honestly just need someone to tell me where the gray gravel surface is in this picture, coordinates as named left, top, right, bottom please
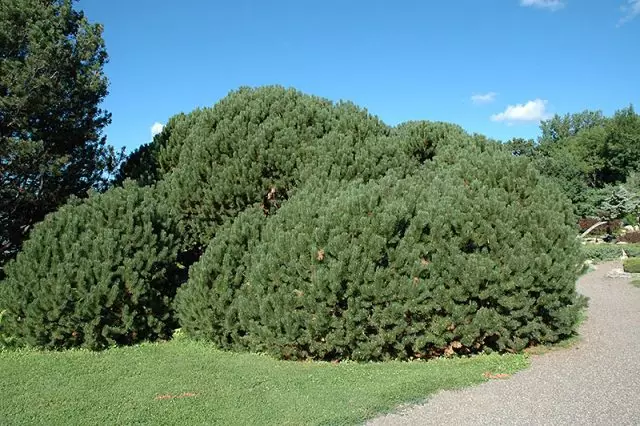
left=367, top=261, right=640, bottom=426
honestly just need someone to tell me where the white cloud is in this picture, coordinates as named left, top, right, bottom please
left=471, top=92, right=497, bottom=105
left=618, top=0, right=640, bottom=26
left=520, top=0, right=565, bottom=11
left=490, top=99, right=551, bottom=124
left=151, top=122, right=164, bottom=137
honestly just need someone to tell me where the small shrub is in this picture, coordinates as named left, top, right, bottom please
left=618, top=231, right=640, bottom=243
left=0, top=181, right=181, bottom=350
left=581, top=244, right=640, bottom=261
left=623, top=258, right=640, bottom=273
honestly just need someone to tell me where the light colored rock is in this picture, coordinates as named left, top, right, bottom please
left=606, top=268, right=632, bottom=279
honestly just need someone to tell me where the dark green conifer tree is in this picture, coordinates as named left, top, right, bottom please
left=1, top=0, right=118, bottom=271
left=174, top=207, right=266, bottom=348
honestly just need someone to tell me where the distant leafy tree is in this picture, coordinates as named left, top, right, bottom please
left=538, top=110, right=606, bottom=147
left=602, top=105, right=640, bottom=183
left=533, top=150, right=587, bottom=203
left=0, top=0, right=118, bottom=272
left=560, top=127, right=608, bottom=187
left=512, top=106, right=640, bottom=218
left=502, top=137, right=536, bottom=157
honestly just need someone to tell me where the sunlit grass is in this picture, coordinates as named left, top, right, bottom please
left=0, top=339, right=528, bottom=425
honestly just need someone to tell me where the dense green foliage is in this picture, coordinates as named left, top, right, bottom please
left=623, top=258, right=640, bottom=273
left=580, top=244, right=640, bottom=262
left=176, top=141, right=585, bottom=361
left=0, top=182, right=181, bottom=349
left=0, top=340, right=527, bottom=425
left=0, top=0, right=118, bottom=272
left=173, top=207, right=267, bottom=347
left=0, top=308, right=16, bottom=349
left=115, top=111, right=205, bottom=186
left=3, top=82, right=590, bottom=357
left=156, top=86, right=409, bottom=252
left=503, top=106, right=640, bottom=220
left=392, top=120, right=468, bottom=163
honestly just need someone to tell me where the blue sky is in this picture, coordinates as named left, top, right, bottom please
left=80, top=0, right=640, bottom=153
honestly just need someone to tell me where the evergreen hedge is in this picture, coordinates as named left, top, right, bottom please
left=176, top=144, right=586, bottom=361
left=120, top=90, right=472, bottom=255
left=0, top=182, right=181, bottom=350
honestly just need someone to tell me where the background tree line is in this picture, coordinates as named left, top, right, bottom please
left=503, top=106, right=640, bottom=223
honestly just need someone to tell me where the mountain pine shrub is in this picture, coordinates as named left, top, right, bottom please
left=176, top=144, right=586, bottom=361
left=173, top=207, right=267, bottom=347
left=392, top=120, right=469, bottom=163
left=116, top=110, right=206, bottom=186
left=0, top=181, right=181, bottom=350
left=158, top=85, right=401, bottom=250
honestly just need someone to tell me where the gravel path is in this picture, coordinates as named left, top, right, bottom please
left=368, top=261, right=640, bottom=426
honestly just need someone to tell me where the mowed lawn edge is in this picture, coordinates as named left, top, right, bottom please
left=0, top=339, right=528, bottom=425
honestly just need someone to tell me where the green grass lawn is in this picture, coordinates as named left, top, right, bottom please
left=0, top=339, right=528, bottom=425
